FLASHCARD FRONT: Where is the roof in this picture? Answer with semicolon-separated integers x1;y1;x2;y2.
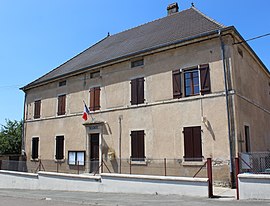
23;7;225;90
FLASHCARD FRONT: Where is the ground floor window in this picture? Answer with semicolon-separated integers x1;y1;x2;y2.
183;126;203;161
68;151;85;165
55;136;64;160
31;137;39;159
131;130;145;161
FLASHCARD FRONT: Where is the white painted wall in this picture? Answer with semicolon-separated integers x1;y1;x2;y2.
101;173;209;197
238;174;270;200
0;170;209;197
0;170;38;190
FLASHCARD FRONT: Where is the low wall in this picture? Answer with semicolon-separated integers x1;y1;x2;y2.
0;170;209;197
38;172;101;192
238;174;270;200
0;170;38;190
101;173;209;197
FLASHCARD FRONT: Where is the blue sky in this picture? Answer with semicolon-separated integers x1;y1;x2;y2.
0;0;269;125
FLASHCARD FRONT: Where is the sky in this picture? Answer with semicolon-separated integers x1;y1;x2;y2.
0;0;269;125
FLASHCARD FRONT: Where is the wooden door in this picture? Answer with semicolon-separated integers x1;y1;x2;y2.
90;134;99;173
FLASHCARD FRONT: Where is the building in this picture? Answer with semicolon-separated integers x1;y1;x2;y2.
21;3;270;186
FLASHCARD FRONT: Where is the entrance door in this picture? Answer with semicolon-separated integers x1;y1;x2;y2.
90;133;99;173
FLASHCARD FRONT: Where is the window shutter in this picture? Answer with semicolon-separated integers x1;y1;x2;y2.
172;70;182;98
192;126;202;160
137;78;144;104
32;138;39;159
34;100;41;119
57;95;66;115
131;131;138;159
200;64;211;95
131;79;138;105
183;127;193;160
90;88;95;111
137;130;145;160
56;136;64;160
94;87;101;110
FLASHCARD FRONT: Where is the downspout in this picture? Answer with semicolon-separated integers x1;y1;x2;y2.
218;29;235;187
118;115;123;174
21;93;27;157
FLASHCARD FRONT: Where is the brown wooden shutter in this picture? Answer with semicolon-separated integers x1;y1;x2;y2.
137;130;145;160
200;64;211;95
131;130;145;161
56;136;64;160
94;87;101;110
131;79;138;105
172;70;182;98
131;131;138;159
137;78;144;104
32;137;39;159
90;88;95;111
183;127;194;160
57;95;66;115
34;100;41;119
192;126;202;160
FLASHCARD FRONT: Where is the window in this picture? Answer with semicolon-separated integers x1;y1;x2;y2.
183;126;203;161
173;64;211;98
131;59;144;68
68;151;85;166
244;126;251;152
131;130;145;161
31;137;39;159
34;100;41;119
59;80;66;87
184;69;200;96
131;77;144;105
90;71;100;79
57;94;66;115
89;87;100;111
55;136;64;160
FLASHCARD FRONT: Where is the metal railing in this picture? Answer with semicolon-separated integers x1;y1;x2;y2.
239;152;270;174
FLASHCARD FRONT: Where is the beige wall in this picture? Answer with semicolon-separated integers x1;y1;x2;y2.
231;41;270;152
24;37;241;185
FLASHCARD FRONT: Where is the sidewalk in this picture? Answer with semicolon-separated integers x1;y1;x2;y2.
0;188;269;206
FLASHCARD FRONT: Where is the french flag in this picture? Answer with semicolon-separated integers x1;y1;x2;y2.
82;102;90;121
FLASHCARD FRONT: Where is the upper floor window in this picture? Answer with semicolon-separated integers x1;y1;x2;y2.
131;77;144;105
55;136;64;160
90;87;100;111
131;130;145;161
172;64;211;98
57;94;66;115
59;80;66;87
90;71;100;79
131;59;144;68
34;100;41;119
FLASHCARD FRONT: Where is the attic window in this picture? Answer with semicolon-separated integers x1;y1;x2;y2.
237;47;243;58
59;80;66;87
90;71;100;79
131;59;144;68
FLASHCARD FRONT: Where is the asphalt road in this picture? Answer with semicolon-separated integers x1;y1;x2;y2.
0;189;270;206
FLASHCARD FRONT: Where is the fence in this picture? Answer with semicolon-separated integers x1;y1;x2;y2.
239;152;270;174
0;157;230;188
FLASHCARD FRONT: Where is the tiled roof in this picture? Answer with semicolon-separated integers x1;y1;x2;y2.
23;7;225;89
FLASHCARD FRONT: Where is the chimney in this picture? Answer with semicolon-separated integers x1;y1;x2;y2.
167;2;179;16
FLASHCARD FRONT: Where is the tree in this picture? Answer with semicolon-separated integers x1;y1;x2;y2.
0;119;22;155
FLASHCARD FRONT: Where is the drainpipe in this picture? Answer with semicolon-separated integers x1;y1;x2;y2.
218;29;235;187
118;115;123;174
21;93;27;157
